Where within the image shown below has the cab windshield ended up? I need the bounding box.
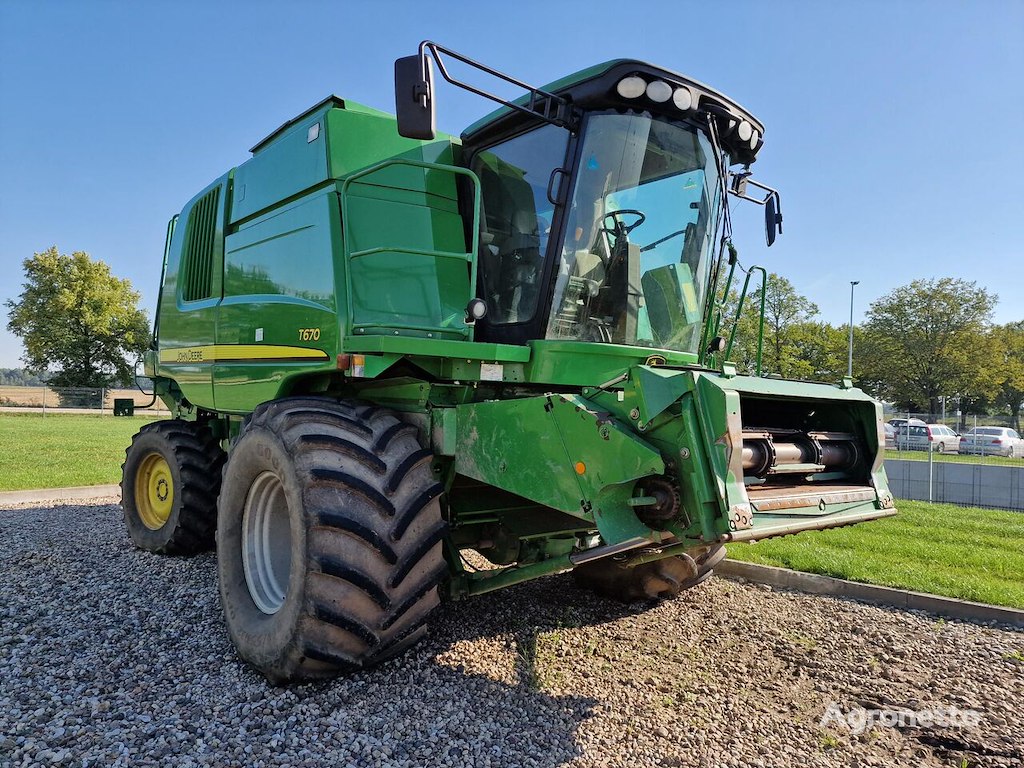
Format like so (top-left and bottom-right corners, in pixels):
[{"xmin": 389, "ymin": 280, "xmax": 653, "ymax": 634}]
[{"xmin": 546, "ymin": 113, "xmax": 722, "ymax": 353}]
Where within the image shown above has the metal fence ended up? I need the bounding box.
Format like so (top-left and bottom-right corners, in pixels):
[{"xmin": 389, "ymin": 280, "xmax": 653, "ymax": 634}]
[
  {"xmin": 884, "ymin": 407, "xmax": 1021, "ymax": 464},
  {"xmin": 0, "ymin": 385, "xmax": 170, "ymax": 415},
  {"xmin": 885, "ymin": 458, "xmax": 1024, "ymax": 512}
]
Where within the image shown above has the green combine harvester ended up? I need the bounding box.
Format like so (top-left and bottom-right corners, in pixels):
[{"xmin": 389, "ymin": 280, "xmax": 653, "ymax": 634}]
[{"xmin": 122, "ymin": 42, "xmax": 895, "ymax": 682}]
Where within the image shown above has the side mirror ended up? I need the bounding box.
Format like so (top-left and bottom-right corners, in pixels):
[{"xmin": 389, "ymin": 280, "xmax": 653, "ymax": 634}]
[
  {"xmin": 395, "ymin": 55, "xmax": 436, "ymax": 140},
  {"xmin": 765, "ymin": 194, "xmax": 782, "ymax": 247}
]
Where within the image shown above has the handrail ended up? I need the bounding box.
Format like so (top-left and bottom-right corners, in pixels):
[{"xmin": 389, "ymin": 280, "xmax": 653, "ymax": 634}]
[
  {"xmin": 151, "ymin": 213, "xmax": 178, "ymax": 349},
  {"xmin": 725, "ymin": 266, "xmax": 767, "ymax": 376},
  {"xmin": 340, "ymin": 158, "xmax": 482, "ymax": 340},
  {"xmin": 709, "ymin": 252, "xmax": 738, "ymax": 343}
]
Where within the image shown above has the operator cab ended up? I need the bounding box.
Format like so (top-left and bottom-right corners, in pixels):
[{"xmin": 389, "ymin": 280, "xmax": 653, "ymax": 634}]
[
  {"xmin": 395, "ymin": 46, "xmax": 782, "ymax": 357},
  {"xmin": 468, "ymin": 107, "xmax": 721, "ymax": 352}
]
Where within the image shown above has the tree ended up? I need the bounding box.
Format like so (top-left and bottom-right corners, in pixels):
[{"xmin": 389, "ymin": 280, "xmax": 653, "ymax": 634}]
[
  {"xmin": 856, "ymin": 278, "xmax": 997, "ymax": 416},
  {"xmin": 0, "ymin": 368, "xmax": 49, "ymax": 386},
  {"xmin": 5, "ymin": 247, "xmax": 150, "ymax": 388},
  {"xmin": 993, "ymin": 321, "xmax": 1024, "ymax": 431},
  {"xmin": 789, "ymin": 320, "xmax": 850, "ymax": 382},
  {"xmin": 723, "ymin": 272, "xmax": 845, "ymax": 380}
]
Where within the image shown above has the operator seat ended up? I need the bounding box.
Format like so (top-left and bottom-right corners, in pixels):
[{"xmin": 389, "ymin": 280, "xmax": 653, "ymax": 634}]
[{"xmin": 492, "ymin": 210, "xmax": 544, "ymax": 323}]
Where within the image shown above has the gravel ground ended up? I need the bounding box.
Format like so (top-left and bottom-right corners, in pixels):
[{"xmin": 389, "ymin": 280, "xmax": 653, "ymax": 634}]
[{"xmin": 1, "ymin": 498, "xmax": 1022, "ymax": 768}]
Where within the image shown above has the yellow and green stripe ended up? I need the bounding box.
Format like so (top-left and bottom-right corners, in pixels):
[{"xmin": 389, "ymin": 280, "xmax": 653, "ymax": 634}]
[{"xmin": 159, "ymin": 345, "xmax": 330, "ymax": 364}]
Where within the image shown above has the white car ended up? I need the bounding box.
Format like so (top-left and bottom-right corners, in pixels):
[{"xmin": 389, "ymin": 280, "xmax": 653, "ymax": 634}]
[
  {"xmin": 958, "ymin": 427, "xmax": 1024, "ymax": 458},
  {"xmin": 894, "ymin": 423, "xmax": 960, "ymax": 453},
  {"xmin": 888, "ymin": 417, "xmax": 926, "ymax": 430}
]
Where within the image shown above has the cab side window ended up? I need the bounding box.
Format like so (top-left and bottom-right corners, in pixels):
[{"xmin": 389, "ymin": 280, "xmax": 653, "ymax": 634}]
[{"xmin": 471, "ymin": 125, "xmax": 570, "ymax": 324}]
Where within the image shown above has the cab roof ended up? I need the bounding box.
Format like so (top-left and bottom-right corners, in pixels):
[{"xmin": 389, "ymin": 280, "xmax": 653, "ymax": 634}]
[{"xmin": 461, "ymin": 59, "xmax": 765, "ymax": 164}]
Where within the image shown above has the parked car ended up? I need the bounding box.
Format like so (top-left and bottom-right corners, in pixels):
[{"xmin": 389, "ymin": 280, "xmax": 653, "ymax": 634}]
[
  {"xmin": 958, "ymin": 427, "xmax": 1024, "ymax": 458},
  {"xmin": 925, "ymin": 424, "xmax": 960, "ymax": 453},
  {"xmin": 888, "ymin": 417, "xmax": 926, "ymax": 431},
  {"xmin": 884, "ymin": 423, "xmax": 896, "ymax": 449},
  {"xmin": 894, "ymin": 423, "xmax": 960, "ymax": 453}
]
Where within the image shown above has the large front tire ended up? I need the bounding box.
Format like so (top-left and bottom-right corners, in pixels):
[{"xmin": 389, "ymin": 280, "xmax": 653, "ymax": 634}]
[
  {"xmin": 121, "ymin": 420, "xmax": 225, "ymax": 555},
  {"xmin": 217, "ymin": 397, "xmax": 446, "ymax": 683}
]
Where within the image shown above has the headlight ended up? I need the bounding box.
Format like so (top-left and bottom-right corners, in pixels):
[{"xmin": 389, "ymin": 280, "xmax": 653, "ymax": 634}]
[
  {"xmin": 737, "ymin": 120, "xmax": 753, "ymax": 143},
  {"xmin": 616, "ymin": 76, "xmax": 647, "ymax": 99},
  {"xmin": 672, "ymin": 86, "xmax": 693, "ymax": 110},
  {"xmin": 645, "ymin": 80, "xmax": 672, "ymax": 103}
]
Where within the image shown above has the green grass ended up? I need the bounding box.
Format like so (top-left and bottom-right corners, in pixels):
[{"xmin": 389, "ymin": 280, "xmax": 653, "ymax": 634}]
[
  {"xmin": 0, "ymin": 413, "xmax": 163, "ymax": 491},
  {"xmin": 885, "ymin": 449, "xmax": 1021, "ymax": 466},
  {"xmin": 728, "ymin": 500, "xmax": 1024, "ymax": 609}
]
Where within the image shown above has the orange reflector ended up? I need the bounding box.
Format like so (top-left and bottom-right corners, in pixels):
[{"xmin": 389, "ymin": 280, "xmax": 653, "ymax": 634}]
[
  {"xmin": 351, "ymin": 354, "xmax": 366, "ymax": 378},
  {"xmin": 575, "ymin": 461, "xmax": 586, "ymax": 475}
]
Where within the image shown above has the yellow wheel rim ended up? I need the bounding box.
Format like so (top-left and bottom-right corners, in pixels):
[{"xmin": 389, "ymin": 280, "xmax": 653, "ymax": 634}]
[{"xmin": 135, "ymin": 452, "xmax": 174, "ymax": 530}]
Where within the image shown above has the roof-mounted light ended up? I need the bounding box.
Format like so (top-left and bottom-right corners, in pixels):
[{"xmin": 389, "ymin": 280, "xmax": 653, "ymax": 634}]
[
  {"xmin": 616, "ymin": 76, "xmax": 647, "ymax": 99},
  {"xmin": 749, "ymin": 128, "xmax": 760, "ymax": 151},
  {"xmin": 645, "ymin": 80, "xmax": 672, "ymax": 103},
  {"xmin": 672, "ymin": 86, "xmax": 693, "ymax": 111},
  {"xmin": 737, "ymin": 120, "xmax": 753, "ymax": 143}
]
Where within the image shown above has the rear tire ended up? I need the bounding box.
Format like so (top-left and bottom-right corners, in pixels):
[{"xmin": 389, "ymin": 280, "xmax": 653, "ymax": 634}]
[
  {"xmin": 121, "ymin": 419, "xmax": 225, "ymax": 555},
  {"xmin": 574, "ymin": 544, "xmax": 726, "ymax": 602},
  {"xmin": 216, "ymin": 397, "xmax": 446, "ymax": 683}
]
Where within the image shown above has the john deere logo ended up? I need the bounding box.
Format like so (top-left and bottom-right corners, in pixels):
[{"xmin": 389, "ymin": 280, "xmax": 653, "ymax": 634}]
[{"xmin": 645, "ymin": 355, "xmax": 667, "ymax": 366}]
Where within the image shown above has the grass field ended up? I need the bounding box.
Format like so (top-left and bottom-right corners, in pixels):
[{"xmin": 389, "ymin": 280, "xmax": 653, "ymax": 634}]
[
  {"xmin": 885, "ymin": 448, "xmax": 1022, "ymax": 466},
  {"xmin": 0, "ymin": 413, "xmax": 163, "ymax": 491},
  {"xmin": 728, "ymin": 500, "xmax": 1024, "ymax": 608}
]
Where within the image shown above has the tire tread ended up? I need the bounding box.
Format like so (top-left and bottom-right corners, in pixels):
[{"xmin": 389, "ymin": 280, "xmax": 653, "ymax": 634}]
[
  {"xmin": 121, "ymin": 418, "xmax": 225, "ymax": 555},
  {"xmin": 221, "ymin": 396, "xmax": 447, "ymax": 682}
]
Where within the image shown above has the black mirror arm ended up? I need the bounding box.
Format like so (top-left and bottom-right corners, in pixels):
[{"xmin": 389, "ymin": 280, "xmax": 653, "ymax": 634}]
[
  {"xmin": 418, "ymin": 40, "xmax": 577, "ymax": 131},
  {"xmin": 727, "ymin": 173, "xmax": 783, "ymax": 242},
  {"xmin": 728, "ymin": 173, "xmax": 779, "ymax": 207}
]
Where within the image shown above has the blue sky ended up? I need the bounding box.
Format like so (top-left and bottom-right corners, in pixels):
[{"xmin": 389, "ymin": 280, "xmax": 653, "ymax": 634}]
[{"xmin": 1, "ymin": 0, "xmax": 1021, "ymax": 368}]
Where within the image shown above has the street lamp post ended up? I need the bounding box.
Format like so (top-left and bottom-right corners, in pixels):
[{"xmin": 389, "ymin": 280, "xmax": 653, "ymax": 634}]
[{"xmin": 848, "ymin": 281, "xmax": 859, "ymax": 378}]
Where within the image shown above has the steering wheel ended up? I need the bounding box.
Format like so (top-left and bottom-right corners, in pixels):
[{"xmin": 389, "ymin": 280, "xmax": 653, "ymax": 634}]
[{"xmin": 601, "ymin": 209, "xmax": 646, "ymax": 238}]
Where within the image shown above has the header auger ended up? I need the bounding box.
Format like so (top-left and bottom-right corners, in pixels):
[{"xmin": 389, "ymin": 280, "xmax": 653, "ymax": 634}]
[{"xmin": 121, "ymin": 42, "xmax": 894, "ymax": 682}]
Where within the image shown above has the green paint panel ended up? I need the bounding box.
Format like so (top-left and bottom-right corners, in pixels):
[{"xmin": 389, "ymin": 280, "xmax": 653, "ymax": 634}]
[
  {"xmin": 214, "ymin": 190, "xmax": 340, "ymax": 412},
  {"xmin": 342, "ymin": 335, "xmax": 531, "ymax": 362},
  {"xmin": 546, "ymin": 395, "xmax": 665, "ymax": 543},
  {"xmin": 232, "ymin": 99, "xmax": 459, "ymax": 226},
  {"xmin": 629, "ymin": 365, "xmax": 690, "ymax": 425},
  {"xmin": 232, "ymin": 104, "xmax": 331, "ymax": 224},
  {"xmin": 326, "ymin": 108, "xmax": 458, "ymax": 180},
  {"xmin": 452, "ymin": 394, "xmax": 664, "ymax": 543},
  {"xmin": 223, "ymin": 192, "xmax": 338, "ymax": 310},
  {"xmin": 345, "ymin": 190, "xmax": 468, "ymax": 337},
  {"xmin": 454, "ymin": 396, "xmax": 587, "ymax": 515},
  {"xmin": 524, "ymin": 340, "xmax": 698, "ymax": 387}
]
